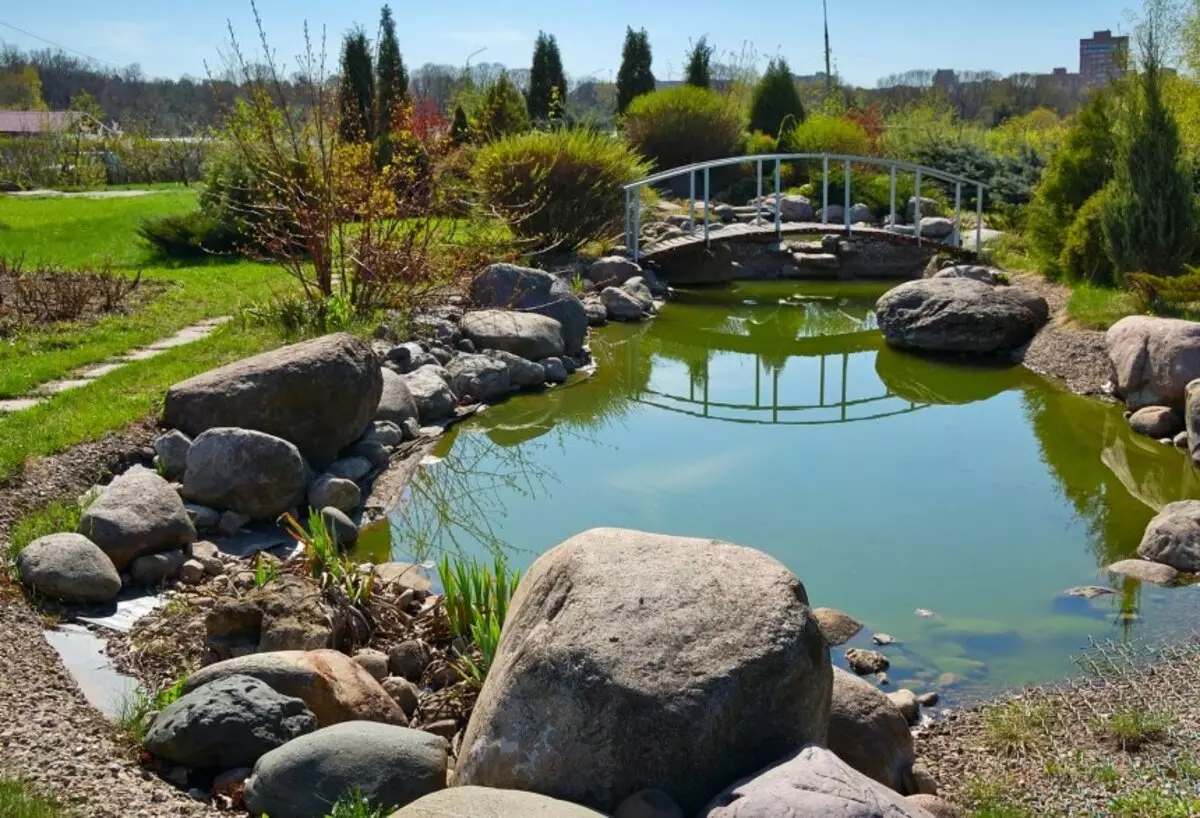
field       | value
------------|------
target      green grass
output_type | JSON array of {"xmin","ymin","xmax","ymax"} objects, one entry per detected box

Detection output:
[
  {"xmin": 964, "ymin": 777, "xmax": 1033, "ymax": 818},
  {"xmin": 1066, "ymin": 283, "xmax": 1143, "ymax": 330},
  {"xmin": 0, "ymin": 777, "xmax": 72, "ymax": 818},
  {"xmin": 324, "ymin": 790, "xmax": 388, "ymax": 818},
  {"xmin": 1108, "ymin": 788, "xmax": 1200, "ymax": 817},
  {"xmin": 7, "ymin": 500, "xmax": 85, "ymax": 561},
  {"xmin": 437, "ymin": 553, "xmax": 520, "ymax": 683},
  {"xmin": 1098, "ymin": 705, "xmax": 1175, "ymax": 751},
  {"xmin": 980, "ymin": 700, "xmax": 1056, "ymax": 756},
  {"xmin": 0, "ymin": 320, "xmax": 286, "ymax": 481}
]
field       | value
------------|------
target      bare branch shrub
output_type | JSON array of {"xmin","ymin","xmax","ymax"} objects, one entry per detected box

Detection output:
[{"xmin": 0, "ymin": 255, "xmax": 142, "ymax": 331}]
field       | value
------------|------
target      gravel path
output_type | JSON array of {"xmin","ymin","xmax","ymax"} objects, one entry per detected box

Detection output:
[{"xmin": 1009, "ymin": 272, "xmax": 1113, "ymax": 398}]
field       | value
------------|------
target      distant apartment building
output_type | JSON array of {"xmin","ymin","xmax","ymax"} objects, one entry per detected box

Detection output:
[{"xmin": 1080, "ymin": 30, "xmax": 1128, "ymax": 86}]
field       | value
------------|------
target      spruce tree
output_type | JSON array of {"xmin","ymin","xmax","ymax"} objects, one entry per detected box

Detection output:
[
  {"xmin": 1101, "ymin": 11, "xmax": 1199, "ymax": 278},
  {"xmin": 478, "ymin": 74, "xmax": 531, "ymax": 140},
  {"xmin": 617, "ymin": 27, "xmax": 655, "ymax": 115},
  {"xmin": 375, "ymin": 5, "xmax": 408, "ymax": 134},
  {"xmin": 338, "ymin": 28, "xmax": 376, "ymax": 143},
  {"xmin": 685, "ymin": 37, "xmax": 714, "ymax": 89},
  {"xmin": 749, "ymin": 58, "xmax": 805, "ymax": 138},
  {"xmin": 528, "ymin": 31, "xmax": 568, "ymax": 122},
  {"xmin": 450, "ymin": 104, "xmax": 471, "ymax": 145}
]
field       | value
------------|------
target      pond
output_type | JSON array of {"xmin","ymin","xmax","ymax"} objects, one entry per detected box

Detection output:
[{"xmin": 360, "ymin": 280, "xmax": 1200, "ymax": 702}]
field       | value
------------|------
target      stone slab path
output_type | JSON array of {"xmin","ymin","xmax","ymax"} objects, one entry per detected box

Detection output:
[{"xmin": 0, "ymin": 317, "xmax": 230, "ymax": 414}]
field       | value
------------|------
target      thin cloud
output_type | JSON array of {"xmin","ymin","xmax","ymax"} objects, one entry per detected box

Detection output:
[{"xmin": 93, "ymin": 22, "xmax": 153, "ymax": 55}]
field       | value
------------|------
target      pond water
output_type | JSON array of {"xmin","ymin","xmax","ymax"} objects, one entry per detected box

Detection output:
[{"xmin": 360, "ymin": 280, "xmax": 1200, "ymax": 702}]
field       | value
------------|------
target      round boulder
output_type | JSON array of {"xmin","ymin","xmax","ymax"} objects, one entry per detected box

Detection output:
[
  {"xmin": 875, "ymin": 278, "xmax": 1049, "ymax": 354},
  {"xmin": 182, "ymin": 428, "xmax": 308, "ymax": 520},
  {"xmin": 17, "ymin": 533, "xmax": 121, "ymax": 603},
  {"xmin": 455, "ymin": 527, "xmax": 832, "ymax": 815},
  {"xmin": 391, "ymin": 786, "xmax": 606, "ymax": 817},
  {"xmin": 245, "ymin": 721, "xmax": 448, "ymax": 818},
  {"xmin": 377, "ymin": 368, "xmax": 419, "ymax": 425},
  {"xmin": 702, "ymin": 745, "xmax": 932, "ymax": 817},
  {"xmin": 1137, "ymin": 500, "xmax": 1200, "ymax": 572},
  {"xmin": 446, "ymin": 353, "xmax": 512, "ymax": 403},
  {"xmin": 601, "ymin": 286, "xmax": 647, "ymax": 321},
  {"xmin": 1107, "ymin": 316, "xmax": 1200, "ymax": 409},
  {"xmin": 828, "ymin": 667, "xmax": 915, "ymax": 793},
  {"xmin": 402, "ymin": 365, "xmax": 458, "ymax": 422},
  {"xmin": 812, "ymin": 607, "xmax": 863, "ymax": 647},
  {"xmin": 460, "ymin": 310, "xmax": 566, "ymax": 361},
  {"xmin": 1129, "ymin": 406, "xmax": 1184, "ymax": 440},
  {"xmin": 144, "ymin": 674, "xmax": 317, "ymax": 769},
  {"xmin": 469, "ymin": 264, "xmax": 588, "ymax": 354},
  {"xmin": 485, "ymin": 349, "xmax": 546, "ymax": 389},
  {"xmin": 589, "ymin": 257, "xmax": 644, "ymax": 289},
  {"xmin": 164, "ymin": 332, "xmax": 381, "ymax": 467},
  {"xmin": 308, "ymin": 474, "xmax": 361, "ymax": 514},
  {"xmin": 78, "ymin": 470, "xmax": 197, "ymax": 570}
]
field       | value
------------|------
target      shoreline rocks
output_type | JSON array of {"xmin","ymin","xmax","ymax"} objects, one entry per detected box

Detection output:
[
  {"xmin": 1137, "ymin": 501, "xmax": 1200, "ymax": 573},
  {"xmin": 1107, "ymin": 316, "xmax": 1200, "ymax": 410},
  {"xmin": 17, "ymin": 532, "xmax": 122, "ymax": 603},
  {"xmin": 181, "ymin": 428, "xmax": 308, "ymax": 520},
  {"xmin": 79, "ymin": 470, "xmax": 196, "ymax": 570}
]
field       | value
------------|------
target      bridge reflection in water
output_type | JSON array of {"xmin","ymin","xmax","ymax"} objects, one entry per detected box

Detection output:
[{"xmin": 622, "ymin": 283, "xmax": 929, "ymax": 426}]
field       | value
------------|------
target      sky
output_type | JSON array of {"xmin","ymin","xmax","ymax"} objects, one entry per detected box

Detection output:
[{"xmin": 0, "ymin": 0, "xmax": 1139, "ymax": 88}]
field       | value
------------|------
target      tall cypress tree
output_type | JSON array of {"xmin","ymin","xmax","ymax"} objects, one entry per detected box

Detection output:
[
  {"xmin": 748, "ymin": 57, "xmax": 805, "ymax": 137},
  {"xmin": 685, "ymin": 37, "xmax": 713, "ymax": 89},
  {"xmin": 338, "ymin": 28, "xmax": 375, "ymax": 142},
  {"xmin": 617, "ymin": 27, "xmax": 655, "ymax": 115},
  {"xmin": 375, "ymin": 5, "xmax": 408, "ymax": 134},
  {"xmin": 1101, "ymin": 11, "xmax": 1199, "ymax": 278},
  {"xmin": 528, "ymin": 31, "xmax": 568, "ymax": 122}
]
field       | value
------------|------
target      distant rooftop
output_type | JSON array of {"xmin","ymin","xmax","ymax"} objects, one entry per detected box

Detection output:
[{"xmin": 0, "ymin": 110, "xmax": 83, "ymax": 135}]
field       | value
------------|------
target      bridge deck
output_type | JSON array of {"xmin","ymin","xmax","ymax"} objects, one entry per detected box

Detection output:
[{"xmin": 640, "ymin": 220, "xmax": 959, "ymax": 260}]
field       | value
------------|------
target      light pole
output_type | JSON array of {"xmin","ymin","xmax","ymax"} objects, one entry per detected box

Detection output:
[{"xmin": 823, "ymin": 0, "xmax": 832, "ymax": 99}]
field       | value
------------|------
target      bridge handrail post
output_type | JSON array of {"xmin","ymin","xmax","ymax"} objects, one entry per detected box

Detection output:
[
  {"xmin": 915, "ymin": 168, "xmax": 922, "ymax": 247},
  {"xmin": 844, "ymin": 158, "xmax": 851, "ymax": 235},
  {"xmin": 976, "ymin": 184, "xmax": 984, "ymax": 253},
  {"xmin": 774, "ymin": 159, "xmax": 781, "ymax": 238},
  {"xmin": 755, "ymin": 159, "xmax": 763, "ymax": 225},
  {"xmin": 889, "ymin": 165, "xmax": 897, "ymax": 233},
  {"xmin": 624, "ymin": 188, "xmax": 631, "ymax": 250},
  {"xmin": 633, "ymin": 186, "xmax": 641, "ymax": 261},
  {"xmin": 689, "ymin": 171, "xmax": 696, "ymax": 234},
  {"xmin": 954, "ymin": 182, "xmax": 963, "ymax": 248},
  {"xmin": 704, "ymin": 166, "xmax": 711, "ymax": 247},
  {"xmin": 822, "ymin": 155, "xmax": 829, "ymax": 225}
]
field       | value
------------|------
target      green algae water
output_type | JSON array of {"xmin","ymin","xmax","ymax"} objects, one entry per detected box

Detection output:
[{"xmin": 361, "ymin": 281, "xmax": 1200, "ymax": 701}]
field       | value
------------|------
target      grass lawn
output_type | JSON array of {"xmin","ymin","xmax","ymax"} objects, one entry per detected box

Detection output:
[{"xmin": 0, "ymin": 189, "xmax": 293, "ymax": 398}]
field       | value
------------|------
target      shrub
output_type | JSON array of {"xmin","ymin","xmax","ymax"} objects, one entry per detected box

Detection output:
[
  {"xmin": 476, "ymin": 74, "xmax": 531, "ymax": 141},
  {"xmin": 749, "ymin": 58, "xmax": 805, "ymax": 139},
  {"xmin": 781, "ymin": 114, "xmax": 871, "ymax": 157},
  {"xmin": 138, "ymin": 211, "xmax": 240, "ymax": 258},
  {"xmin": 1061, "ymin": 184, "xmax": 1118, "ymax": 285},
  {"xmin": 623, "ymin": 86, "xmax": 743, "ymax": 173},
  {"xmin": 913, "ymin": 140, "xmax": 1045, "ymax": 207},
  {"xmin": 474, "ymin": 129, "xmax": 651, "ymax": 254}
]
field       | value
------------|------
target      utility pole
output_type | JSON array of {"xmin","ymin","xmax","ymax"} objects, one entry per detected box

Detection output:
[{"xmin": 823, "ymin": 0, "xmax": 832, "ymax": 99}]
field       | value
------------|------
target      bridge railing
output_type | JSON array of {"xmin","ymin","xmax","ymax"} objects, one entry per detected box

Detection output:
[{"xmin": 622, "ymin": 152, "xmax": 990, "ymax": 261}]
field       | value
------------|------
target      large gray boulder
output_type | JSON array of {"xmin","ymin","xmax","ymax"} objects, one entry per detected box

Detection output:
[
  {"xmin": 244, "ymin": 721, "xmax": 448, "ymax": 818},
  {"xmin": 589, "ymin": 257, "xmax": 644, "ymax": 289},
  {"xmin": 1137, "ymin": 500, "xmax": 1200, "ymax": 573},
  {"xmin": 875, "ymin": 278, "xmax": 1048, "ymax": 354},
  {"xmin": 460, "ymin": 310, "xmax": 566, "ymax": 361},
  {"xmin": 79, "ymin": 470, "xmax": 196, "ymax": 570},
  {"xmin": 455, "ymin": 528, "xmax": 832, "ymax": 814},
  {"xmin": 17, "ymin": 533, "xmax": 121, "ymax": 603},
  {"xmin": 403, "ymin": 365, "xmax": 458, "ymax": 422},
  {"xmin": 1188, "ymin": 379, "xmax": 1200, "ymax": 465},
  {"xmin": 828, "ymin": 668, "xmax": 916, "ymax": 793},
  {"xmin": 919, "ymin": 217, "xmax": 955, "ymax": 240},
  {"xmin": 446, "ymin": 353, "xmax": 512, "ymax": 403},
  {"xmin": 601, "ymin": 286, "xmax": 647, "ymax": 321},
  {"xmin": 391, "ymin": 787, "xmax": 606, "ymax": 817},
  {"xmin": 182, "ymin": 650, "xmax": 406, "ymax": 727},
  {"xmin": 778, "ymin": 194, "xmax": 815, "ymax": 222},
  {"xmin": 486, "ymin": 350, "xmax": 546, "ymax": 389},
  {"xmin": 144, "ymin": 674, "xmax": 317, "ymax": 769},
  {"xmin": 1129, "ymin": 405, "xmax": 1184, "ymax": 439},
  {"xmin": 164, "ymin": 333, "xmax": 382, "ymax": 467},
  {"xmin": 848, "ymin": 203, "xmax": 875, "ymax": 225},
  {"xmin": 702, "ymin": 746, "xmax": 934, "ymax": 818},
  {"xmin": 182, "ymin": 428, "xmax": 308, "ymax": 520},
  {"xmin": 1107, "ymin": 316, "xmax": 1200, "ymax": 409},
  {"xmin": 622, "ymin": 278, "xmax": 656, "ymax": 312},
  {"xmin": 932, "ymin": 265, "xmax": 1002, "ymax": 286},
  {"xmin": 377, "ymin": 368, "xmax": 419, "ymax": 425},
  {"xmin": 469, "ymin": 264, "xmax": 588, "ymax": 354},
  {"xmin": 152, "ymin": 430, "xmax": 192, "ymax": 479},
  {"xmin": 906, "ymin": 196, "xmax": 940, "ymax": 223}
]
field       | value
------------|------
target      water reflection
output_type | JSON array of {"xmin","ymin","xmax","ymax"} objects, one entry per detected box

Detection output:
[{"xmin": 372, "ymin": 281, "xmax": 1200, "ymax": 697}]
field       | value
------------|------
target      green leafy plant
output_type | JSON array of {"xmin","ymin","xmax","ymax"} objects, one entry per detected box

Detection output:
[
  {"xmin": 1060, "ymin": 183, "xmax": 1119, "ymax": 285},
  {"xmin": 436, "ymin": 553, "xmax": 520, "ymax": 684},
  {"xmin": 473, "ymin": 129, "xmax": 651, "ymax": 254},
  {"xmin": 281, "ymin": 509, "xmax": 374, "ymax": 604},
  {"xmin": 154, "ymin": 672, "xmax": 189, "ymax": 710},
  {"xmin": 253, "ymin": 553, "xmax": 280, "ymax": 588},
  {"xmin": 115, "ymin": 686, "xmax": 154, "ymax": 746},
  {"xmin": 623, "ymin": 86, "xmax": 743, "ymax": 174},
  {"xmin": 324, "ymin": 789, "xmax": 387, "ymax": 818},
  {"xmin": 781, "ymin": 113, "xmax": 870, "ymax": 157}
]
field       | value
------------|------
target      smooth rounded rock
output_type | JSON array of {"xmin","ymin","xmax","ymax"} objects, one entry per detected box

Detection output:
[
  {"xmin": 182, "ymin": 428, "xmax": 308, "ymax": 520},
  {"xmin": 308, "ymin": 474, "xmax": 361, "ymax": 514},
  {"xmin": 875, "ymin": 278, "xmax": 1048, "ymax": 354},
  {"xmin": 455, "ymin": 527, "xmax": 832, "ymax": 815},
  {"xmin": 813, "ymin": 607, "xmax": 863, "ymax": 647},
  {"xmin": 17, "ymin": 533, "xmax": 121, "ymax": 603},
  {"xmin": 1129, "ymin": 406, "xmax": 1184, "ymax": 439},
  {"xmin": 245, "ymin": 721, "xmax": 448, "ymax": 818},
  {"xmin": 470, "ymin": 264, "xmax": 587, "ymax": 354},
  {"xmin": 829, "ymin": 667, "xmax": 915, "ymax": 793},
  {"xmin": 446, "ymin": 353, "xmax": 511, "ymax": 403},
  {"xmin": 390, "ymin": 786, "xmax": 606, "ymax": 817},
  {"xmin": 460, "ymin": 310, "xmax": 566, "ymax": 361},
  {"xmin": 79, "ymin": 470, "xmax": 196, "ymax": 570},
  {"xmin": 130, "ymin": 549, "xmax": 188, "ymax": 587},
  {"xmin": 377, "ymin": 368, "xmax": 420, "ymax": 425},
  {"xmin": 1106, "ymin": 558, "xmax": 1179, "ymax": 586},
  {"xmin": 485, "ymin": 349, "xmax": 546, "ymax": 389},
  {"xmin": 153, "ymin": 430, "xmax": 193, "ymax": 479},
  {"xmin": 1108, "ymin": 317, "xmax": 1200, "ymax": 409},
  {"xmin": 403, "ymin": 365, "xmax": 458, "ymax": 422},
  {"xmin": 1137, "ymin": 500, "xmax": 1200, "ymax": 572},
  {"xmin": 353, "ymin": 649, "xmax": 390, "ymax": 682}
]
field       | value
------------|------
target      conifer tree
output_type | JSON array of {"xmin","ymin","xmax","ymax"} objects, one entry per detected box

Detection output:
[
  {"xmin": 450, "ymin": 104, "xmax": 471, "ymax": 145},
  {"xmin": 685, "ymin": 37, "xmax": 714, "ymax": 89},
  {"xmin": 528, "ymin": 31, "xmax": 568, "ymax": 122},
  {"xmin": 338, "ymin": 28, "xmax": 375, "ymax": 142},
  {"xmin": 375, "ymin": 5, "xmax": 408, "ymax": 134},
  {"xmin": 478, "ymin": 74, "xmax": 531, "ymax": 140},
  {"xmin": 616, "ymin": 27, "xmax": 655, "ymax": 115},
  {"xmin": 748, "ymin": 57, "xmax": 804, "ymax": 137}
]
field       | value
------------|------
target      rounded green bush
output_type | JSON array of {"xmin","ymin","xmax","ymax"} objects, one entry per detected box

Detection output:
[
  {"xmin": 474, "ymin": 129, "xmax": 652, "ymax": 254},
  {"xmin": 623, "ymin": 86, "xmax": 744, "ymax": 173},
  {"xmin": 781, "ymin": 114, "xmax": 870, "ymax": 157},
  {"xmin": 1060, "ymin": 183, "xmax": 1117, "ymax": 285}
]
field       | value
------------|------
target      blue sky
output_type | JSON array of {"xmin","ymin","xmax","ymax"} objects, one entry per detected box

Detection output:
[{"xmin": 1, "ymin": 0, "xmax": 1138, "ymax": 87}]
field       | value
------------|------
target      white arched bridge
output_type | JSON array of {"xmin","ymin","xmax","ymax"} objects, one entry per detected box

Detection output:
[{"xmin": 622, "ymin": 152, "xmax": 991, "ymax": 263}]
